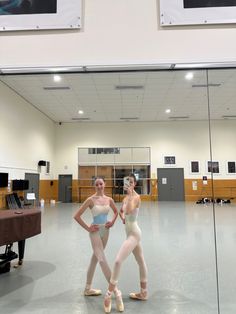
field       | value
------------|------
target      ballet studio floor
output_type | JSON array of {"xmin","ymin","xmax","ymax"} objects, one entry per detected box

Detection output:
[{"xmin": 0, "ymin": 201, "xmax": 235, "ymax": 314}]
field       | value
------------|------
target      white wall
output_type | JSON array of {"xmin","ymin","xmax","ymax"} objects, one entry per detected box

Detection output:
[
  {"xmin": 1, "ymin": 81, "xmax": 235, "ymax": 182},
  {"xmin": 55, "ymin": 120, "xmax": 236, "ymax": 180},
  {"xmin": 0, "ymin": 81, "xmax": 55, "ymax": 180},
  {"xmin": 1, "ymin": 0, "xmax": 236, "ymax": 68}
]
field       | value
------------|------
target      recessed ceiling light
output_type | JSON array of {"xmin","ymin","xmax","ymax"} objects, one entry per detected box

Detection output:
[
  {"xmin": 78, "ymin": 110, "xmax": 84, "ymax": 115},
  {"xmin": 54, "ymin": 75, "xmax": 61, "ymax": 82},
  {"xmin": 165, "ymin": 109, "xmax": 171, "ymax": 114},
  {"xmin": 185, "ymin": 72, "xmax": 193, "ymax": 80}
]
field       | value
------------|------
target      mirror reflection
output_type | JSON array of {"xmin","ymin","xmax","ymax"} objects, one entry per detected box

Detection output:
[
  {"xmin": 208, "ymin": 68, "xmax": 236, "ymax": 314},
  {"xmin": 0, "ymin": 69, "xmax": 225, "ymax": 313}
]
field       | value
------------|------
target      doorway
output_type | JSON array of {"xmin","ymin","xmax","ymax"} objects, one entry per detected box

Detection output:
[
  {"xmin": 157, "ymin": 168, "xmax": 185, "ymax": 201},
  {"xmin": 58, "ymin": 174, "xmax": 72, "ymax": 203},
  {"xmin": 24, "ymin": 173, "xmax": 40, "ymax": 205}
]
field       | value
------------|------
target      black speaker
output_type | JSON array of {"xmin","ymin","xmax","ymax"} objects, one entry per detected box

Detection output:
[
  {"xmin": 38, "ymin": 160, "xmax": 46, "ymax": 166},
  {"xmin": 0, "ymin": 262, "xmax": 11, "ymax": 274}
]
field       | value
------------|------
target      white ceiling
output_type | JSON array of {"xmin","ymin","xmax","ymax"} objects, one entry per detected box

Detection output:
[{"xmin": 1, "ymin": 69, "xmax": 236, "ymax": 123}]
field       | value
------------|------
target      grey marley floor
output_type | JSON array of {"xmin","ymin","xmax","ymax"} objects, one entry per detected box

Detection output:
[{"xmin": 0, "ymin": 201, "xmax": 236, "ymax": 314}]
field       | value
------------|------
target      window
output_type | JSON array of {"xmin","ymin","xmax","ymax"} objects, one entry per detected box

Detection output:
[
  {"xmin": 88, "ymin": 147, "xmax": 120, "ymax": 154},
  {"xmin": 78, "ymin": 147, "xmax": 151, "ymax": 195}
]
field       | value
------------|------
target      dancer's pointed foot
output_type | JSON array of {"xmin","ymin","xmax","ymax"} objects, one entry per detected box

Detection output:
[
  {"xmin": 129, "ymin": 290, "xmax": 148, "ymax": 301},
  {"xmin": 114, "ymin": 290, "xmax": 124, "ymax": 312},
  {"xmin": 84, "ymin": 288, "xmax": 102, "ymax": 296},
  {"xmin": 104, "ymin": 290, "xmax": 112, "ymax": 313}
]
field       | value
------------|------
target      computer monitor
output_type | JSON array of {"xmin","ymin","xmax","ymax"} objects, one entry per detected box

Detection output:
[{"xmin": 0, "ymin": 172, "xmax": 8, "ymax": 188}]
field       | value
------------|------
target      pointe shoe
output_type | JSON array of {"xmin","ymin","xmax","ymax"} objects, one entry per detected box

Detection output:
[
  {"xmin": 129, "ymin": 291, "xmax": 148, "ymax": 301},
  {"xmin": 115, "ymin": 290, "xmax": 124, "ymax": 312},
  {"xmin": 104, "ymin": 291, "xmax": 112, "ymax": 313},
  {"xmin": 84, "ymin": 288, "xmax": 102, "ymax": 296}
]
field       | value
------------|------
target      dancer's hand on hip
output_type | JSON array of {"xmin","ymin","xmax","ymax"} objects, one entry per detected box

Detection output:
[
  {"xmin": 105, "ymin": 221, "xmax": 113, "ymax": 229},
  {"xmin": 89, "ymin": 224, "xmax": 99, "ymax": 232}
]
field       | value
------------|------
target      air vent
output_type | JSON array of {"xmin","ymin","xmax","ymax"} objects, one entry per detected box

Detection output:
[
  {"xmin": 115, "ymin": 85, "xmax": 144, "ymax": 90},
  {"xmin": 120, "ymin": 117, "xmax": 139, "ymax": 120},
  {"xmin": 71, "ymin": 117, "xmax": 90, "ymax": 121},
  {"xmin": 43, "ymin": 86, "xmax": 70, "ymax": 90},
  {"xmin": 169, "ymin": 116, "xmax": 189, "ymax": 120},
  {"xmin": 222, "ymin": 115, "xmax": 236, "ymax": 119}
]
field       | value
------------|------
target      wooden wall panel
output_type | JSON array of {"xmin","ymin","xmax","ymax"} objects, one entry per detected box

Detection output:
[
  {"xmin": 2, "ymin": 178, "xmax": 235, "ymax": 208},
  {"xmin": 0, "ymin": 187, "xmax": 9, "ymax": 209},
  {"xmin": 151, "ymin": 179, "xmax": 157, "ymax": 201},
  {"xmin": 39, "ymin": 180, "xmax": 81, "ymax": 203},
  {"xmin": 72, "ymin": 180, "xmax": 79, "ymax": 202},
  {"xmin": 184, "ymin": 179, "xmax": 236, "ymax": 201},
  {"xmin": 39, "ymin": 180, "xmax": 58, "ymax": 203},
  {"xmin": 37, "ymin": 178, "xmax": 236, "ymax": 203}
]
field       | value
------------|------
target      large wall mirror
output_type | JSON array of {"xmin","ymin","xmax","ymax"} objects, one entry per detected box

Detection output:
[
  {"xmin": 0, "ymin": 68, "xmax": 228, "ymax": 313},
  {"xmin": 208, "ymin": 68, "xmax": 236, "ymax": 314}
]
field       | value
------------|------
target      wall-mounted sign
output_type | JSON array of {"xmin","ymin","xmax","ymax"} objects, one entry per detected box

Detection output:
[
  {"xmin": 0, "ymin": 0, "xmax": 81, "ymax": 31},
  {"xmin": 162, "ymin": 178, "xmax": 167, "ymax": 184},
  {"xmin": 164, "ymin": 156, "xmax": 176, "ymax": 165},
  {"xmin": 203, "ymin": 176, "xmax": 208, "ymax": 185},
  {"xmin": 192, "ymin": 180, "xmax": 198, "ymax": 191},
  {"xmin": 227, "ymin": 161, "xmax": 236, "ymax": 174},
  {"xmin": 190, "ymin": 161, "xmax": 200, "ymax": 173},
  {"xmin": 160, "ymin": 0, "xmax": 236, "ymax": 26},
  {"xmin": 207, "ymin": 161, "xmax": 220, "ymax": 173}
]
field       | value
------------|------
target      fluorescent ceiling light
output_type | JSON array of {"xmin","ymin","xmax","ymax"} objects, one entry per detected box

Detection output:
[
  {"xmin": 43, "ymin": 86, "xmax": 70, "ymax": 90},
  {"xmin": 71, "ymin": 117, "xmax": 90, "ymax": 121},
  {"xmin": 169, "ymin": 116, "xmax": 189, "ymax": 119},
  {"xmin": 120, "ymin": 117, "xmax": 139, "ymax": 120},
  {"xmin": 165, "ymin": 109, "xmax": 171, "ymax": 114},
  {"xmin": 78, "ymin": 110, "xmax": 84, "ymax": 115},
  {"xmin": 222, "ymin": 115, "xmax": 236, "ymax": 119},
  {"xmin": 115, "ymin": 85, "xmax": 144, "ymax": 90},
  {"xmin": 192, "ymin": 83, "xmax": 221, "ymax": 88}
]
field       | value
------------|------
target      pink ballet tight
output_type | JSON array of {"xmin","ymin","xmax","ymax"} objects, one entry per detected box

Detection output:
[
  {"xmin": 86, "ymin": 229, "xmax": 111, "ymax": 286},
  {"xmin": 110, "ymin": 234, "xmax": 147, "ymax": 286}
]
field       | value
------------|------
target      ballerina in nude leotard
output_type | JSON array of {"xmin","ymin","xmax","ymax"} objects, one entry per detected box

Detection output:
[
  {"xmin": 74, "ymin": 177, "xmax": 123, "ymax": 307},
  {"xmin": 103, "ymin": 173, "xmax": 148, "ymax": 313}
]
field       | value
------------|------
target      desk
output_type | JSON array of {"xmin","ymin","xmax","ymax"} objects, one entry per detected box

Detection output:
[{"xmin": 0, "ymin": 208, "xmax": 41, "ymax": 265}]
